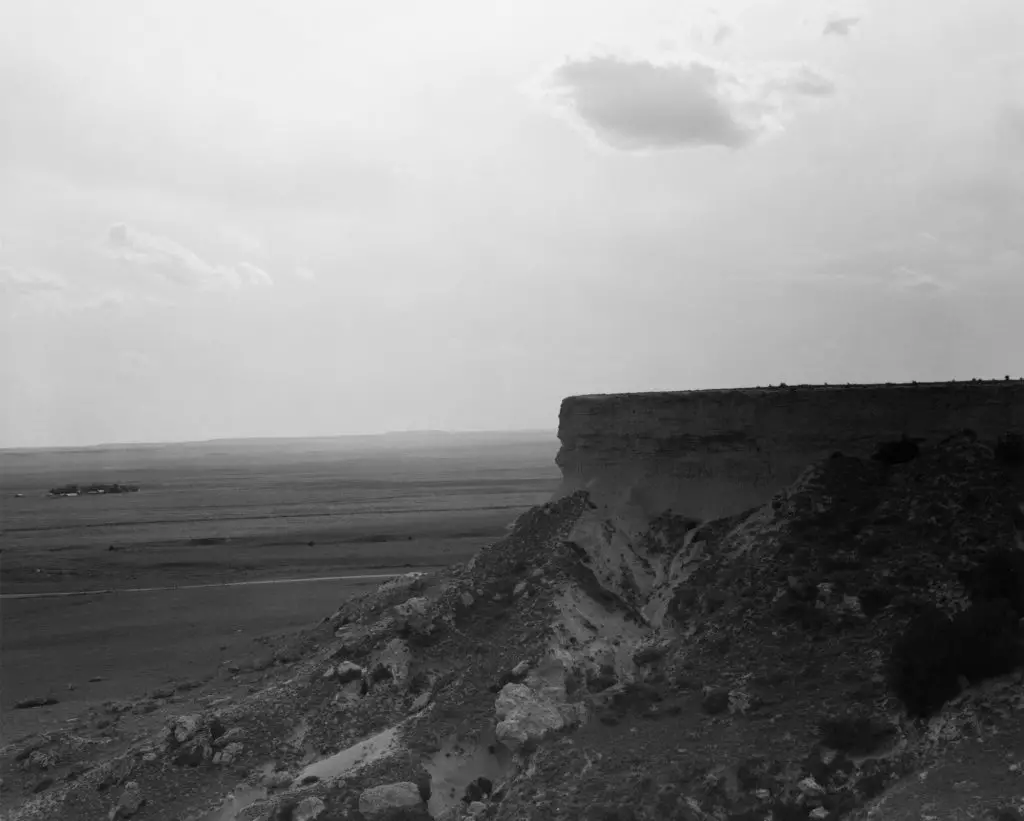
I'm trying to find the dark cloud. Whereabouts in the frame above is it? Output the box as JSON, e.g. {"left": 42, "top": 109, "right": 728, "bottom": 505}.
{"left": 542, "top": 56, "right": 835, "bottom": 152}
{"left": 549, "top": 57, "right": 755, "bottom": 150}
{"left": 823, "top": 17, "right": 861, "bottom": 37}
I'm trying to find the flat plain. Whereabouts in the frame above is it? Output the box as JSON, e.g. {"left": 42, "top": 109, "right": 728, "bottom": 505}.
{"left": 0, "top": 431, "right": 560, "bottom": 738}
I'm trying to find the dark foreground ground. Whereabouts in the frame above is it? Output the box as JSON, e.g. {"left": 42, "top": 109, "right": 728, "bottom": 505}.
{"left": 0, "top": 432, "right": 559, "bottom": 740}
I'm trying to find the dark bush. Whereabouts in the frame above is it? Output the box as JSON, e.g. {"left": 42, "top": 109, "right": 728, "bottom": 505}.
{"left": 872, "top": 436, "right": 923, "bottom": 466}
{"left": 885, "top": 605, "right": 961, "bottom": 718}
{"left": 858, "top": 587, "right": 894, "bottom": 619}
{"left": 818, "top": 715, "right": 896, "bottom": 756}
{"left": 888, "top": 595, "right": 1024, "bottom": 717}
{"left": 995, "top": 432, "right": 1024, "bottom": 467}
{"left": 951, "top": 598, "right": 1024, "bottom": 683}
{"left": 961, "top": 547, "right": 1024, "bottom": 617}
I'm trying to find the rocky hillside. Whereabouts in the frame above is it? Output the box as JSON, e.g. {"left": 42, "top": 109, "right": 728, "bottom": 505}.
{"left": 4, "top": 406, "right": 1024, "bottom": 820}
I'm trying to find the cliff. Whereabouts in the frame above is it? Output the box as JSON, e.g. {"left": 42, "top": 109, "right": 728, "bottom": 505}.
{"left": 557, "top": 380, "right": 1024, "bottom": 524}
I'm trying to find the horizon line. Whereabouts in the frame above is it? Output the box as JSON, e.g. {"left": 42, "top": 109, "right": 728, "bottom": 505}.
{"left": 0, "top": 428, "right": 559, "bottom": 454}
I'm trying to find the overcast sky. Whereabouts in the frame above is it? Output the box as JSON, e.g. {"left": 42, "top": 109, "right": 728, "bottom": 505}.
{"left": 2, "top": 0, "right": 1022, "bottom": 447}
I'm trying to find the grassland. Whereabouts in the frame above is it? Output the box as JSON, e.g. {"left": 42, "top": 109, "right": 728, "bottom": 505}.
{"left": 0, "top": 431, "right": 561, "bottom": 737}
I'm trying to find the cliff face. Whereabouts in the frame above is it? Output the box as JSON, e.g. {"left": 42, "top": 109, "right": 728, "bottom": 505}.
{"left": 556, "top": 381, "right": 1024, "bottom": 525}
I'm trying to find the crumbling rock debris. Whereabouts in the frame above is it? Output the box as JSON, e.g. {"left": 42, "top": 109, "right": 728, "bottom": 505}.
{"left": 108, "top": 781, "right": 144, "bottom": 820}
{"left": 392, "top": 596, "right": 437, "bottom": 635}
{"left": 292, "top": 796, "right": 326, "bottom": 820}
{"left": 369, "top": 638, "right": 412, "bottom": 687}
{"left": 494, "top": 683, "right": 566, "bottom": 753}
{"left": 331, "top": 661, "right": 364, "bottom": 684}
{"left": 358, "top": 781, "right": 426, "bottom": 819}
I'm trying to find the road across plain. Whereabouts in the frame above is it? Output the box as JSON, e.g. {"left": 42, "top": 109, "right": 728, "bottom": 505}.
{"left": 0, "top": 568, "right": 446, "bottom": 739}
{"left": 0, "top": 571, "right": 431, "bottom": 600}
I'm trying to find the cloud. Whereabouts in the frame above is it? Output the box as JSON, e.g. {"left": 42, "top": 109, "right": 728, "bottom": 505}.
{"left": 0, "top": 266, "right": 65, "bottom": 296}
{"left": 533, "top": 53, "right": 835, "bottom": 152}
{"left": 235, "top": 261, "right": 273, "bottom": 287}
{"left": 104, "top": 223, "right": 273, "bottom": 290}
{"left": 823, "top": 17, "right": 861, "bottom": 37}
{"left": 773, "top": 66, "right": 837, "bottom": 97}
{"left": 889, "top": 265, "right": 947, "bottom": 295}
{"left": 713, "top": 25, "right": 733, "bottom": 46}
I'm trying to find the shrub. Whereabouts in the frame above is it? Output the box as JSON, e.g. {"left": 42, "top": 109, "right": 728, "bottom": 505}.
{"left": 818, "top": 715, "right": 896, "bottom": 756}
{"left": 995, "top": 432, "right": 1024, "bottom": 467}
{"left": 888, "top": 595, "right": 1024, "bottom": 717}
{"left": 962, "top": 547, "right": 1024, "bottom": 618}
{"left": 951, "top": 598, "right": 1024, "bottom": 683}
{"left": 885, "top": 605, "right": 961, "bottom": 718}
{"left": 871, "top": 436, "right": 922, "bottom": 466}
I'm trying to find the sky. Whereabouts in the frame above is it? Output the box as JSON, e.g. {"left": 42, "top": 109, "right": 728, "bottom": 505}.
{"left": 1, "top": 0, "right": 1022, "bottom": 447}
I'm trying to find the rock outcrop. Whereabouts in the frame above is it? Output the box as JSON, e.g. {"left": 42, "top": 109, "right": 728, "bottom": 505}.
{"left": 557, "top": 381, "right": 1024, "bottom": 522}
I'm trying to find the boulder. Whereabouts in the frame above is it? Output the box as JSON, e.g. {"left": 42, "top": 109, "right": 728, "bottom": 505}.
{"left": 170, "top": 714, "right": 204, "bottom": 744}
{"left": 358, "top": 781, "right": 425, "bottom": 819}
{"left": 494, "top": 683, "right": 565, "bottom": 753}
{"left": 108, "top": 781, "right": 144, "bottom": 820}
{"left": 392, "top": 597, "right": 435, "bottom": 635}
{"left": 369, "top": 639, "right": 412, "bottom": 686}
{"left": 334, "top": 624, "right": 374, "bottom": 655}
{"left": 335, "top": 661, "right": 364, "bottom": 684}
{"left": 211, "top": 742, "right": 244, "bottom": 765}
{"left": 293, "top": 796, "right": 327, "bottom": 820}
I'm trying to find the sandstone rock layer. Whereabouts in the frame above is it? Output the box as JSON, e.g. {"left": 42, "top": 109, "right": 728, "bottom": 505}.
{"left": 557, "top": 381, "right": 1024, "bottom": 522}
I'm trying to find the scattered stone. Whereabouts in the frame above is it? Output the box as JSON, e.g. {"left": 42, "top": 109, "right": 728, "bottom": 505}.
{"left": 467, "top": 801, "right": 488, "bottom": 817}
{"left": 393, "top": 596, "right": 435, "bottom": 634}
{"left": 15, "top": 697, "right": 58, "bottom": 709}
{"left": 213, "top": 727, "right": 245, "bottom": 748}
{"left": 463, "top": 777, "right": 493, "bottom": 803}
{"left": 632, "top": 638, "right": 671, "bottom": 666}
{"left": 261, "top": 770, "right": 294, "bottom": 789}
{"left": 335, "top": 661, "right": 364, "bottom": 684}
{"left": 32, "top": 776, "right": 54, "bottom": 793}
{"left": 513, "top": 581, "right": 527, "bottom": 597}
{"left": 171, "top": 714, "right": 204, "bottom": 744}
{"left": 410, "top": 691, "right": 432, "bottom": 711}
{"left": 108, "top": 781, "right": 144, "bottom": 820}
{"left": 89, "top": 676, "right": 105, "bottom": 683}
{"left": 460, "top": 591, "right": 475, "bottom": 608}
{"left": 494, "top": 683, "right": 565, "bottom": 752}
{"left": 293, "top": 796, "right": 327, "bottom": 820}
{"left": 212, "top": 742, "right": 244, "bottom": 765}
{"left": 334, "top": 624, "right": 374, "bottom": 655}
{"left": 358, "top": 781, "right": 425, "bottom": 819}
{"left": 370, "top": 638, "right": 412, "bottom": 686}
